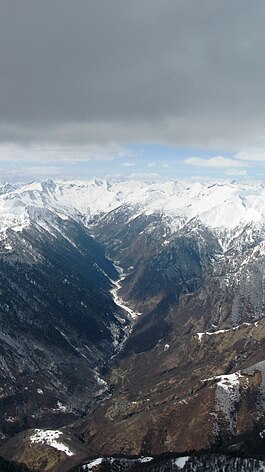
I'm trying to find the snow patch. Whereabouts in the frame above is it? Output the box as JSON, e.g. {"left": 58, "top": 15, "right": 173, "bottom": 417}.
{"left": 82, "top": 456, "right": 153, "bottom": 470}
{"left": 175, "top": 456, "right": 190, "bottom": 468}
{"left": 217, "top": 372, "right": 242, "bottom": 392}
{"left": 82, "top": 458, "right": 104, "bottom": 470}
{"left": 204, "top": 372, "right": 242, "bottom": 433}
{"left": 56, "top": 401, "right": 68, "bottom": 412}
{"left": 197, "top": 321, "right": 255, "bottom": 341}
{"left": 30, "top": 429, "right": 75, "bottom": 456}
{"left": 138, "top": 457, "right": 153, "bottom": 463}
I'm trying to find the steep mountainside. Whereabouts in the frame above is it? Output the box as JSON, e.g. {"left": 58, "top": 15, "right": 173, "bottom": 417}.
{"left": 0, "top": 205, "right": 131, "bottom": 440}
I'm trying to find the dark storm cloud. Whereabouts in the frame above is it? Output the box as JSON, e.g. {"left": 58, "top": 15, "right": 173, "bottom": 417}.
{"left": 1, "top": 0, "right": 265, "bottom": 149}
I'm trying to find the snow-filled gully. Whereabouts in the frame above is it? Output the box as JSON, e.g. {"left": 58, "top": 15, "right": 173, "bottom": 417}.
{"left": 110, "top": 273, "right": 141, "bottom": 321}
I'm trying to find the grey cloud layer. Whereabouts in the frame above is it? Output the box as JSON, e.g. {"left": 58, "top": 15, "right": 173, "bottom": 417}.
{"left": 1, "top": 0, "right": 265, "bottom": 148}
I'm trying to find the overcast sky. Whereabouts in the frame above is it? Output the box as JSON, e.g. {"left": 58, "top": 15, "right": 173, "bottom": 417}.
{"left": 1, "top": 0, "right": 265, "bottom": 181}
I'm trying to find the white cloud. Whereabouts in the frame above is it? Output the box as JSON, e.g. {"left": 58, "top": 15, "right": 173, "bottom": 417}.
{"left": 236, "top": 151, "right": 265, "bottom": 161}
{"left": 104, "top": 173, "right": 123, "bottom": 179}
{"left": 185, "top": 156, "right": 248, "bottom": 169}
{"left": 122, "top": 161, "right": 136, "bottom": 167}
{"left": 147, "top": 162, "right": 156, "bottom": 168}
{"left": 0, "top": 165, "right": 67, "bottom": 181}
{"left": 18, "top": 166, "right": 63, "bottom": 176}
{"left": 225, "top": 168, "right": 248, "bottom": 176}
{"left": 0, "top": 143, "right": 131, "bottom": 163}
{"left": 127, "top": 172, "right": 160, "bottom": 180}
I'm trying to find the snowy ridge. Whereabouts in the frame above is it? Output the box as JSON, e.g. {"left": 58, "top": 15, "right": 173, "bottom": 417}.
{"left": 48, "top": 179, "right": 265, "bottom": 229}
{"left": 1, "top": 179, "right": 265, "bottom": 239}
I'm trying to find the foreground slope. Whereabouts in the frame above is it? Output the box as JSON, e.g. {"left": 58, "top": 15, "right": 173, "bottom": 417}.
{"left": 77, "top": 455, "right": 265, "bottom": 472}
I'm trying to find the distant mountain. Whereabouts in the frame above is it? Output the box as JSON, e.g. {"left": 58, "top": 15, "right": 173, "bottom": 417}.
{"left": 2, "top": 178, "right": 265, "bottom": 234}
{"left": 1, "top": 179, "right": 265, "bottom": 470}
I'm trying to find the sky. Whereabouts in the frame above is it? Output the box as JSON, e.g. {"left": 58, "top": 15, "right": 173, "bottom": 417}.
{"left": 1, "top": 0, "right": 265, "bottom": 182}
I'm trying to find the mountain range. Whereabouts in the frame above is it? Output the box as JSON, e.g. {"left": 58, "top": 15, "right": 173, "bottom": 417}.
{"left": 0, "top": 178, "right": 265, "bottom": 471}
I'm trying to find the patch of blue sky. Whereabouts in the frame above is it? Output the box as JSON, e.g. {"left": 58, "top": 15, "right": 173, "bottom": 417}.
{"left": 126, "top": 143, "right": 235, "bottom": 161}
{"left": 0, "top": 142, "right": 264, "bottom": 182}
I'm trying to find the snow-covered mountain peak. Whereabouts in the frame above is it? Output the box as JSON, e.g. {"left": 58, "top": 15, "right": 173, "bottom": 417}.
{"left": 1, "top": 179, "right": 265, "bottom": 236}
